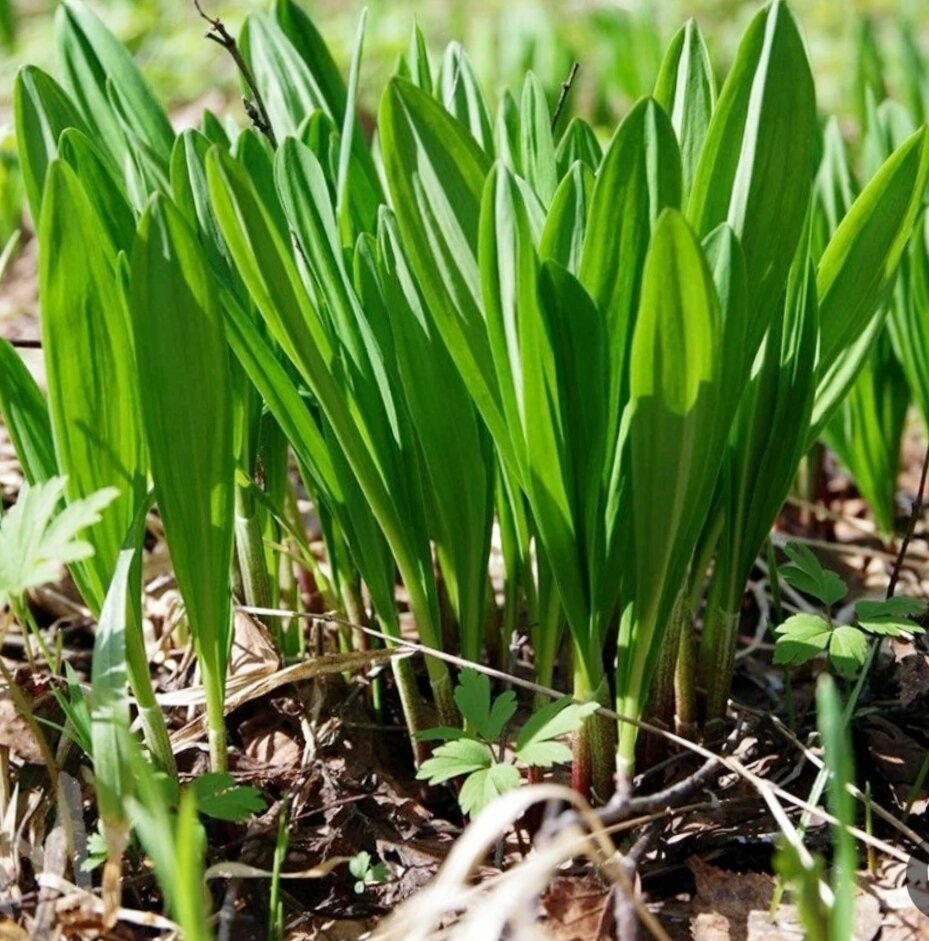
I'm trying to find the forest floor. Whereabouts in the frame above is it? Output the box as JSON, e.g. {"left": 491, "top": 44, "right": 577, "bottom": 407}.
{"left": 1, "top": 232, "right": 928, "bottom": 940}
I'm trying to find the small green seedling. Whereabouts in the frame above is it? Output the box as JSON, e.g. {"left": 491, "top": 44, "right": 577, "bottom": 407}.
{"left": 773, "top": 541, "right": 925, "bottom": 676}
{"left": 416, "top": 669, "right": 599, "bottom": 816}
{"left": 348, "top": 851, "right": 388, "bottom": 894}
{"left": 0, "top": 476, "right": 117, "bottom": 609}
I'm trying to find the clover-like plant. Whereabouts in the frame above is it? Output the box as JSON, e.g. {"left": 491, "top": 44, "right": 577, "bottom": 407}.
{"left": 773, "top": 541, "right": 925, "bottom": 677}
{"left": 416, "top": 669, "right": 598, "bottom": 816}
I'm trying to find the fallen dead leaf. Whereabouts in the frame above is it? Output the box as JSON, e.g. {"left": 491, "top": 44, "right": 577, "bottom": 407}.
{"left": 241, "top": 716, "right": 302, "bottom": 768}
{"left": 688, "top": 857, "right": 881, "bottom": 941}
{"left": 541, "top": 875, "right": 609, "bottom": 941}
{"left": 230, "top": 610, "right": 280, "bottom": 677}
{"left": 882, "top": 908, "right": 929, "bottom": 941}
{"left": 861, "top": 716, "right": 929, "bottom": 814}
{"left": 0, "top": 920, "right": 28, "bottom": 941}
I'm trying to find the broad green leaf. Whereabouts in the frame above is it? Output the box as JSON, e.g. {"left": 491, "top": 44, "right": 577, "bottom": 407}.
{"left": 616, "top": 208, "right": 721, "bottom": 767}
{"left": 58, "top": 127, "right": 135, "bottom": 251}
{"left": 437, "top": 42, "right": 494, "bottom": 155}
{"left": 39, "top": 161, "right": 147, "bottom": 611}
{"left": 824, "top": 333, "right": 908, "bottom": 536}
{"left": 190, "top": 772, "right": 267, "bottom": 822}
{"left": 415, "top": 726, "right": 467, "bottom": 743}
{"left": 494, "top": 89, "right": 521, "bottom": 173}
{"left": 453, "top": 669, "right": 492, "bottom": 733}
{"left": 130, "top": 194, "right": 235, "bottom": 765}
{"left": 554, "top": 118, "right": 602, "bottom": 177}
{"left": 519, "top": 72, "right": 557, "bottom": 206}
{"left": 14, "top": 65, "right": 89, "bottom": 222}
{"left": 458, "top": 762, "right": 521, "bottom": 817}
{"left": 480, "top": 163, "right": 588, "bottom": 638}
{"left": 241, "top": 12, "right": 330, "bottom": 138}
{"left": 90, "top": 529, "right": 137, "bottom": 830}
{"left": 379, "top": 78, "right": 512, "bottom": 466}
{"left": 688, "top": 0, "right": 815, "bottom": 354}
{"left": 0, "top": 339, "right": 56, "bottom": 484}
{"left": 654, "top": 19, "right": 715, "bottom": 198}
{"left": 397, "top": 22, "right": 432, "bottom": 91}
{"left": 376, "top": 210, "right": 494, "bottom": 661}
{"left": 812, "top": 127, "right": 929, "bottom": 438}
{"left": 56, "top": 0, "right": 173, "bottom": 167}
{"left": 539, "top": 160, "right": 593, "bottom": 273}
{"left": 273, "top": 0, "right": 347, "bottom": 124}
{"left": 579, "top": 96, "right": 681, "bottom": 436}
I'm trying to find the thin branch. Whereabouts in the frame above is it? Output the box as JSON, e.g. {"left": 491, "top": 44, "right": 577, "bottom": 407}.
{"left": 551, "top": 61, "right": 579, "bottom": 133}
{"left": 887, "top": 440, "right": 929, "bottom": 597}
{"left": 193, "top": 0, "right": 277, "bottom": 148}
{"left": 4, "top": 338, "right": 41, "bottom": 349}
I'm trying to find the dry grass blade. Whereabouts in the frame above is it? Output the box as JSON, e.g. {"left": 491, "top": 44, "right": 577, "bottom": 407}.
{"left": 372, "top": 784, "right": 670, "bottom": 941}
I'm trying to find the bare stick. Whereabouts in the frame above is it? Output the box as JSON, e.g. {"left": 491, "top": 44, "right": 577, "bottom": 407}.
{"left": 4, "top": 337, "right": 41, "bottom": 349}
{"left": 551, "top": 61, "right": 579, "bottom": 133}
{"left": 193, "top": 0, "right": 277, "bottom": 147}
{"left": 887, "top": 440, "right": 929, "bottom": 597}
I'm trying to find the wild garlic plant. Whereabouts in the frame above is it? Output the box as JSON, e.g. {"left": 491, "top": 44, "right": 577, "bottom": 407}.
{"left": 3, "top": 0, "right": 929, "bottom": 802}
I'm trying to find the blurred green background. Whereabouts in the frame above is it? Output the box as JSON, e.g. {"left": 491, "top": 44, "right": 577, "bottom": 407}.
{"left": 2, "top": 0, "right": 928, "bottom": 120}
{"left": 0, "top": 0, "right": 927, "bottom": 248}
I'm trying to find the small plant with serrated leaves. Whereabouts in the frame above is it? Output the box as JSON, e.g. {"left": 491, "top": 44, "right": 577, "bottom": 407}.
{"left": 348, "top": 851, "right": 389, "bottom": 895}
{"left": 416, "top": 669, "right": 599, "bottom": 817}
{"left": 0, "top": 476, "right": 117, "bottom": 611}
{"left": 773, "top": 542, "right": 925, "bottom": 677}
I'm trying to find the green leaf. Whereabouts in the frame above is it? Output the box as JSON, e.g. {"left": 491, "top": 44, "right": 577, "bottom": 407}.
{"left": 242, "top": 11, "right": 331, "bottom": 139}
{"left": 39, "top": 161, "right": 147, "bottom": 612}
{"left": 780, "top": 542, "right": 847, "bottom": 607}
{"left": 773, "top": 613, "right": 832, "bottom": 667}
{"left": 437, "top": 42, "right": 494, "bottom": 154}
{"left": 855, "top": 597, "right": 926, "bottom": 637}
{"left": 654, "top": 19, "right": 715, "bottom": 199}
{"left": 485, "top": 691, "right": 518, "bottom": 742}
{"left": 379, "top": 78, "right": 510, "bottom": 466}
{"left": 13, "top": 65, "right": 89, "bottom": 222}
{"left": 616, "top": 207, "right": 723, "bottom": 769}
{"left": 57, "top": 128, "right": 135, "bottom": 252}
{"left": 555, "top": 118, "right": 602, "bottom": 177}
{"left": 515, "top": 698, "right": 599, "bottom": 768}
{"left": 272, "top": 0, "right": 347, "bottom": 124}
{"left": 348, "top": 852, "right": 371, "bottom": 881}
{"left": 828, "top": 625, "right": 868, "bottom": 677}
{"left": 687, "top": 0, "right": 816, "bottom": 353}
{"left": 0, "top": 339, "right": 57, "bottom": 485}
{"left": 579, "top": 96, "right": 682, "bottom": 432}
{"left": 190, "top": 772, "right": 267, "bottom": 822}
{"left": 452, "top": 669, "right": 516, "bottom": 739}
{"left": 816, "top": 674, "right": 857, "bottom": 941}
{"left": 519, "top": 72, "right": 557, "bottom": 206}
{"left": 540, "top": 161, "right": 594, "bottom": 274}
{"left": 0, "top": 478, "right": 116, "bottom": 608}
{"left": 56, "top": 0, "right": 173, "bottom": 168}
{"left": 396, "top": 22, "right": 432, "bottom": 91}
{"left": 812, "top": 126, "right": 929, "bottom": 438}
{"left": 415, "top": 726, "right": 467, "bottom": 743}
{"left": 415, "top": 738, "right": 493, "bottom": 785}
{"left": 458, "top": 762, "right": 521, "bottom": 817}
{"left": 130, "top": 194, "right": 235, "bottom": 767}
